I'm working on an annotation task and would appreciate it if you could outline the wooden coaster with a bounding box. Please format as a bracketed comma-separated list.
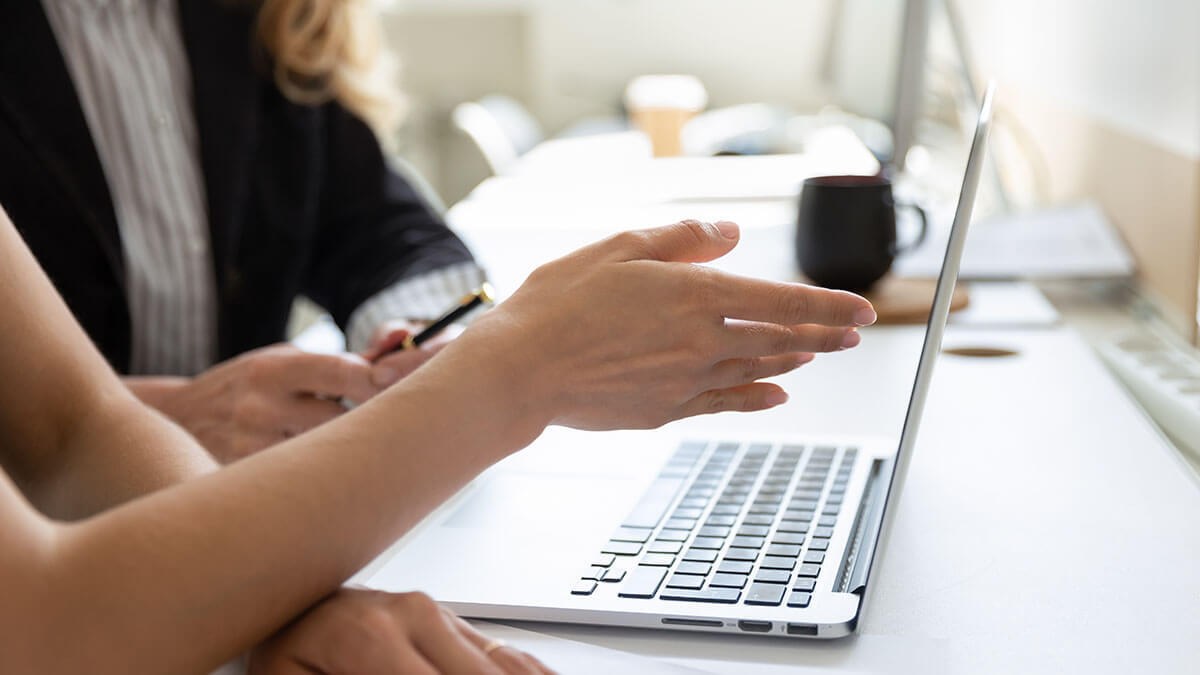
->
[862, 276, 969, 325]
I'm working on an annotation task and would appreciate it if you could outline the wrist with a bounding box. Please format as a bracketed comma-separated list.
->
[419, 314, 555, 454]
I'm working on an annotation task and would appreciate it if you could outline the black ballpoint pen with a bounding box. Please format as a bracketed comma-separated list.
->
[384, 282, 496, 355]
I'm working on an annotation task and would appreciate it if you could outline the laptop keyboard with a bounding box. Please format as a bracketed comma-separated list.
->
[571, 441, 857, 608]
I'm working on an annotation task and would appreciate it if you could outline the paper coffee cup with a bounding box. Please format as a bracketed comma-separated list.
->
[625, 75, 707, 157]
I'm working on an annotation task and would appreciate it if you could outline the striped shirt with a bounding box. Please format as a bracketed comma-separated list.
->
[41, 0, 483, 375]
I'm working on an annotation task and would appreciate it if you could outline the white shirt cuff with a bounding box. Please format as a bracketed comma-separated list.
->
[345, 262, 488, 353]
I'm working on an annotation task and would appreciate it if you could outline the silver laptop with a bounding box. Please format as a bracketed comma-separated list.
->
[366, 85, 995, 639]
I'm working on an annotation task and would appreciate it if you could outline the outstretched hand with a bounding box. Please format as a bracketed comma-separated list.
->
[437, 219, 875, 437]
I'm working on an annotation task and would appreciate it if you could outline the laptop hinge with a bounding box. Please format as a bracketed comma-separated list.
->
[835, 458, 891, 595]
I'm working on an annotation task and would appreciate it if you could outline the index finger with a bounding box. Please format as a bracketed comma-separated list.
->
[704, 270, 876, 327]
[273, 351, 382, 404]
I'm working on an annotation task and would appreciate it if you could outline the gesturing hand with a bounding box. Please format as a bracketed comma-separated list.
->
[443, 220, 875, 435]
[247, 589, 553, 675]
[149, 344, 384, 462]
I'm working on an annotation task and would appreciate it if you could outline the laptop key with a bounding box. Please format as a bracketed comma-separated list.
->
[690, 536, 725, 550]
[787, 591, 812, 608]
[766, 544, 801, 558]
[664, 518, 698, 531]
[813, 527, 835, 539]
[616, 566, 667, 598]
[793, 578, 816, 592]
[601, 541, 642, 556]
[582, 566, 607, 581]
[611, 527, 653, 543]
[647, 541, 682, 555]
[572, 580, 598, 596]
[709, 572, 748, 589]
[784, 509, 815, 521]
[796, 564, 821, 578]
[660, 588, 742, 604]
[710, 504, 741, 515]
[682, 548, 719, 563]
[808, 539, 829, 551]
[803, 551, 825, 565]
[656, 530, 689, 542]
[760, 556, 796, 570]
[697, 526, 731, 538]
[641, 553, 677, 567]
[601, 568, 626, 582]
[745, 583, 786, 606]
[818, 515, 837, 527]
[754, 569, 791, 584]
[717, 560, 753, 575]
[666, 573, 706, 590]
[676, 562, 712, 575]
[772, 533, 805, 545]
[593, 554, 616, 567]
[777, 520, 810, 533]
[736, 525, 770, 537]
[743, 514, 774, 526]
[677, 497, 708, 509]
[731, 536, 765, 549]
[706, 515, 737, 526]
[724, 548, 759, 562]
[672, 508, 704, 520]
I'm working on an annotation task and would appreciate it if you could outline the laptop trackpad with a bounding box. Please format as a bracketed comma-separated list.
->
[443, 472, 636, 532]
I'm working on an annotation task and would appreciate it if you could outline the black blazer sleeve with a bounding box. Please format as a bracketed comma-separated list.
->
[301, 104, 476, 329]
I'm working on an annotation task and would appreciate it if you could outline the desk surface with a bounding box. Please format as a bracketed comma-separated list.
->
[481, 326, 1200, 674]
[395, 156, 1200, 673]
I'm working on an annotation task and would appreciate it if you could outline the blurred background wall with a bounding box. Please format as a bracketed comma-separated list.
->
[381, 0, 1200, 339]
[956, 0, 1200, 338]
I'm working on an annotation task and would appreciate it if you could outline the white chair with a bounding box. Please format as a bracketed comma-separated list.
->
[450, 94, 544, 176]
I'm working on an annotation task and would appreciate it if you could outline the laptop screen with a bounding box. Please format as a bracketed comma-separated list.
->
[846, 83, 995, 594]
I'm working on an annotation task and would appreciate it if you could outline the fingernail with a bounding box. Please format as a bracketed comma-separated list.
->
[841, 329, 861, 349]
[796, 353, 816, 365]
[372, 365, 401, 388]
[715, 221, 739, 239]
[765, 390, 789, 406]
[853, 307, 877, 326]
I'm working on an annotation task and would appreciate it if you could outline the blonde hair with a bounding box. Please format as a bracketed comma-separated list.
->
[255, 0, 403, 145]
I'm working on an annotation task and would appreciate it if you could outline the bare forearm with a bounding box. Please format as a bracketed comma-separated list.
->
[33, 392, 218, 520]
[42, 356, 535, 674]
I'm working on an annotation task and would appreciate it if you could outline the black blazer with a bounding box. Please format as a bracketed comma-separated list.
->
[0, 0, 476, 373]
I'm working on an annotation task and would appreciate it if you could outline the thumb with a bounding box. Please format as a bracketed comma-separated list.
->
[617, 219, 740, 263]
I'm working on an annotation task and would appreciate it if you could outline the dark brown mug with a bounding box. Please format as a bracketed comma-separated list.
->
[795, 174, 927, 292]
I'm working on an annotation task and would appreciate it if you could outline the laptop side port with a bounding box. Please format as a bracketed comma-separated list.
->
[737, 620, 772, 633]
[662, 618, 723, 628]
[786, 623, 819, 636]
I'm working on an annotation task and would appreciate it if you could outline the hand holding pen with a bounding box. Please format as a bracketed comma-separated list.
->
[361, 283, 497, 388]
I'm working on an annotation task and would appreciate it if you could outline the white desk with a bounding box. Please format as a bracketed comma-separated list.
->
[374, 154, 1200, 672]
[467, 325, 1200, 674]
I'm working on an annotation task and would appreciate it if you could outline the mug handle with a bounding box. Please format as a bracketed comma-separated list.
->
[891, 202, 928, 256]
